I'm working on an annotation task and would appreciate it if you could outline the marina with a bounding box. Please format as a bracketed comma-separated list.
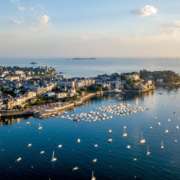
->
[60, 103, 145, 122]
[0, 89, 180, 179]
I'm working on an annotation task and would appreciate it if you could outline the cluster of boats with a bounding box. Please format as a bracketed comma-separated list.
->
[60, 103, 145, 122]
[98, 103, 145, 116]
[14, 111, 180, 180]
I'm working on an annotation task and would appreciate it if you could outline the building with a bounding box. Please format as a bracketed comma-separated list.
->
[122, 73, 140, 82]
[56, 92, 68, 99]
[6, 83, 56, 110]
[76, 78, 95, 89]
[58, 80, 76, 91]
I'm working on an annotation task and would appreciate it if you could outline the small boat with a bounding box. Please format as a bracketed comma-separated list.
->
[168, 118, 172, 122]
[94, 144, 99, 148]
[108, 138, 113, 143]
[161, 141, 164, 149]
[26, 121, 31, 125]
[38, 124, 43, 130]
[146, 146, 151, 156]
[108, 129, 112, 134]
[164, 129, 169, 134]
[122, 128, 128, 137]
[51, 151, 57, 162]
[91, 171, 96, 180]
[158, 122, 161, 126]
[126, 145, 131, 149]
[140, 138, 146, 144]
[139, 133, 146, 144]
[92, 158, 98, 163]
[72, 166, 79, 171]
[40, 150, 45, 154]
[77, 138, 81, 144]
[16, 157, 22, 162]
[58, 144, 63, 148]
[27, 143, 32, 148]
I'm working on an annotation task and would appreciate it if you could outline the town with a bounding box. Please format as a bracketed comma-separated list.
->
[0, 66, 180, 119]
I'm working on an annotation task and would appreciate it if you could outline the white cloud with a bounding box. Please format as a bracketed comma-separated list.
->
[133, 5, 158, 17]
[39, 14, 50, 26]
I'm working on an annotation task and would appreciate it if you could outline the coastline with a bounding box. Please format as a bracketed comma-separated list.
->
[0, 92, 104, 119]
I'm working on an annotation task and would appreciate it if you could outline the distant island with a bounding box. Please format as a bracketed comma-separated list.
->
[71, 57, 96, 60]
[30, 61, 38, 65]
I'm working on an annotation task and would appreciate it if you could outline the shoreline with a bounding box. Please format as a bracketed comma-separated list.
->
[0, 89, 156, 120]
[0, 92, 104, 119]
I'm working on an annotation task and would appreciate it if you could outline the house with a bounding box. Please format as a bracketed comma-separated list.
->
[56, 92, 68, 99]
[122, 73, 140, 82]
[76, 78, 95, 89]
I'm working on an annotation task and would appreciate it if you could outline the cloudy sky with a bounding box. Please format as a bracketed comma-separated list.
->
[0, 0, 180, 58]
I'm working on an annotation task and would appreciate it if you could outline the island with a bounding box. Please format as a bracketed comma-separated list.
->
[71, 57, 96, 60]
[0, 66, 180, 119]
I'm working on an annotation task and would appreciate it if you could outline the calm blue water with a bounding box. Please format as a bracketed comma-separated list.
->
[0, 58, 180, 180]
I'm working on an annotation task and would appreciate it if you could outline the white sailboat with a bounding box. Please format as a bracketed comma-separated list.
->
[146, 146, 151, 156]
[38, 123, 43, 130]
[51, 151, 57, 162]
[108, 129, 112, 134]
[161, 140, 164, 149]
[72, 166, 79, 171]
[77, 138, 81, 144]
[139, 133, 146, 144]
[92, 158, 98, 163]
[91, 171, 96, 180]
[122, 128, 128, 137]
[108, 138, 113, 143]
[16, 157, 22, 162]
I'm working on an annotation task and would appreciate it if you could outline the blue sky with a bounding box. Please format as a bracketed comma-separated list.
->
[0, 0, 180, 57]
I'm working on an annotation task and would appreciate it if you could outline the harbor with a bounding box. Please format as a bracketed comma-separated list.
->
[0, 89, 180, 180]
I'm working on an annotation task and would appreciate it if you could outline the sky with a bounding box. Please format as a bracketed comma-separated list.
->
[0, 0, 180, 58]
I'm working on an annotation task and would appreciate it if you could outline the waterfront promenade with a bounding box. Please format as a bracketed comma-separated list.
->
[0, 92, 101, 119]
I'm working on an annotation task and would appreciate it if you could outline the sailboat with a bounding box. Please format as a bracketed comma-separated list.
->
[122, 128, 128, 137]
[38, 123, 43, 130]
[108, 129, 112, 134]
[160, 141, 164, 149]
[72, 166, 79, 171]
[146, 146, 151, 156]
[51, 151, 57, 162]
[16, 157, 22, 162]
[108, 138, 113, 143]
[91, 171, 96, 180]
[92, 158, 98, 163]
[77, 138, 81, 144]
[139, 133, 146, 144]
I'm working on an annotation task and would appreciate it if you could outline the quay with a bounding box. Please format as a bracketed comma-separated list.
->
[0, 92, 102, 119]
[35, 92, 100, 118]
